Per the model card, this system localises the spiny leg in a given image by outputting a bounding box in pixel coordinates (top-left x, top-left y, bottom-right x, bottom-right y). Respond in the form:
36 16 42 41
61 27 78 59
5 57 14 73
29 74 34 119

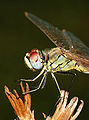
20 66 46 82
22 71 47 94
51 72 61 96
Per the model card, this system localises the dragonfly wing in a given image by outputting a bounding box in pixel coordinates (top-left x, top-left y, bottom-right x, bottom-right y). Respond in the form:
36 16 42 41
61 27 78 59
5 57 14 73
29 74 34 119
25 12 71 50
65 31 89 57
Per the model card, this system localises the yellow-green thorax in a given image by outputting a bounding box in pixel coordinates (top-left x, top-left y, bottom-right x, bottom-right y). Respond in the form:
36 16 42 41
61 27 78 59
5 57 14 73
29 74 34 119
42 48 89 73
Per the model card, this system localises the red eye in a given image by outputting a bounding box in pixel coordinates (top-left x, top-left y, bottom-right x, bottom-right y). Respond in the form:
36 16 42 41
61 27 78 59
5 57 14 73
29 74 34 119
34 55 38 62
25 48 43 70
30 52 39 63
25 48 42 70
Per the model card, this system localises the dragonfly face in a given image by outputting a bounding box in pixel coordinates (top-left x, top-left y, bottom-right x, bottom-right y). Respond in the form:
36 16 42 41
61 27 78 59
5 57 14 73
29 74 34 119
24 48 43 71
22 12 89 95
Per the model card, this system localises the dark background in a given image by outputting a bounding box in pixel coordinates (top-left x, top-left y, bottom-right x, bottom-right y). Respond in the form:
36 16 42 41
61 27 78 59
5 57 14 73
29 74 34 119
0 0 89 120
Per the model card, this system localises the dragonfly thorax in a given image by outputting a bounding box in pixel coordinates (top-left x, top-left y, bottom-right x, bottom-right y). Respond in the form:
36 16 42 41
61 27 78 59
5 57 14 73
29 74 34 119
42 47 89 73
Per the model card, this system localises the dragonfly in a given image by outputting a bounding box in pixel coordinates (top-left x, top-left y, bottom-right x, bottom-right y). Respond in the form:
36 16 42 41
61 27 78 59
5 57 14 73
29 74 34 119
21 12 89 95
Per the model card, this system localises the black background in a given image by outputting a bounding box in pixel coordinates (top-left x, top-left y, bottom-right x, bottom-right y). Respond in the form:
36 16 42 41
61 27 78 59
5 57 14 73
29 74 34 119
0 0 89 120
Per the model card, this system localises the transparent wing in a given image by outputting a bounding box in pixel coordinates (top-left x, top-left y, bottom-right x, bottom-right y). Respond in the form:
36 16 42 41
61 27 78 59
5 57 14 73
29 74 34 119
25 12 89 69
25 12 71 49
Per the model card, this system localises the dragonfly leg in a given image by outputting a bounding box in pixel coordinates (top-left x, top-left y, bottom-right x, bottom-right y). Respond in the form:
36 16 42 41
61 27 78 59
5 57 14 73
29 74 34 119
20 66 46 82
30 73 47 90
67 72 76 91
41 74 47 89
22 71 47 94
51 72 61 96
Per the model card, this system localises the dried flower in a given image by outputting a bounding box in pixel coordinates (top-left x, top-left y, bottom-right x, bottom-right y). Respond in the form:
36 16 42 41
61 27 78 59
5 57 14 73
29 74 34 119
44 90 84 120
5 82 35 120
5 82 84 120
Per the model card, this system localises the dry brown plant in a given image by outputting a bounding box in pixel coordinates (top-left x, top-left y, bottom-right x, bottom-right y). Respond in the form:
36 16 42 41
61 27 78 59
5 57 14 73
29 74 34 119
5 82 84 120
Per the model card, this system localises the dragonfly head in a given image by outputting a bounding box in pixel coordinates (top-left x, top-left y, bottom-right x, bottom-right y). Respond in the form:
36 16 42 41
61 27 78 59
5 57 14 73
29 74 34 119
24 48 43 71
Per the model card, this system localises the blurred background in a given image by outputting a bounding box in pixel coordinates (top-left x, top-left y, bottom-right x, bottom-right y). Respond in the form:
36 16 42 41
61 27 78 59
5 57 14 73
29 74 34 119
0 0 89 119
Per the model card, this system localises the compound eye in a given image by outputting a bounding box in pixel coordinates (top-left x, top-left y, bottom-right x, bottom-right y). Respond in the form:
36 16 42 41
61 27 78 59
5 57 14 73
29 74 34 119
30 51 41 69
